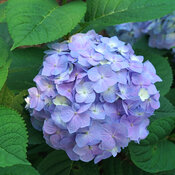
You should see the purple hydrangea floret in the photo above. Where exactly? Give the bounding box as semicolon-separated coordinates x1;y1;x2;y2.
26;30;161;163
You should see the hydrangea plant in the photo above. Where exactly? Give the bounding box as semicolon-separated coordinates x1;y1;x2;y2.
26;30;161;163
0;0;175;174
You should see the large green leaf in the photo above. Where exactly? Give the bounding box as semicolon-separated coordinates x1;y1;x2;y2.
0;165;39;175
71;162;99;175
166;88;175;107
133;37;167;56
0;85;44;144
149;96;175;122
37;150;72;175
157;96;175;114
0;23;13;46
0;106;29;167
0;63;9;91
129;117;175;173
159;169;175;175
85;0;175;30
129;140;175;173
102;157;151;175
0;37;10;91
7;0;86;50
0;2;7;23
0;36;8;67
7;47;44;91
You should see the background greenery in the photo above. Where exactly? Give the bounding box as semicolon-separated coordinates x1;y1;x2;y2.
0;0;175;174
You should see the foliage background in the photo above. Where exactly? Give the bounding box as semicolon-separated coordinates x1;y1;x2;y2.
0;0;175;174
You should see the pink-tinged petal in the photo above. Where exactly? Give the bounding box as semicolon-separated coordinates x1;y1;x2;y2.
67;115;81;133
50;134;61;148
28;87;38;96
73;145;87;156
56;83;73;101
150;99;160;109
129;61;143;73
100;136;116;150
80;151;94;162
66;149;80;161
43;119;57;134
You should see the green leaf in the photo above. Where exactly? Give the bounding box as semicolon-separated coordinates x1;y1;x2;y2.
23;111;44;145
149;55;172;96
71;161;99;175
0;86;43;144
0;85;15;107
7;0;87;50
0;106;29;167
129;140;175;173
166;88;175;107
133;37;167;56
157;96;175;113
37;150;72;175
129;117;175;173
133;49;173;96
159;169;175;175
0;86;44;145
149;97;175;123
85;0;175;30
0;2;7;23
27;144;53;168
0;165;40;175
0;36;8;67
7;47;44;91
0;37;10;91
102;157;151;175
0;23;13;46
11;90;28;113
0;63;9;91
0;85;28;113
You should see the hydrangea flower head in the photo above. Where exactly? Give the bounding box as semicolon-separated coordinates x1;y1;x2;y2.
26;30;161;163
106;22;147;45
142;11;175;50
108;11;175;51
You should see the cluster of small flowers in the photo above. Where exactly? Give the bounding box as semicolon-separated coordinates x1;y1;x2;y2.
108;11;175;50
26;30;161;163
106;22;147;45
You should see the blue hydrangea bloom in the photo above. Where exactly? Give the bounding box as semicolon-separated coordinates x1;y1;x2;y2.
108;11;175;51
26;30;161;163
